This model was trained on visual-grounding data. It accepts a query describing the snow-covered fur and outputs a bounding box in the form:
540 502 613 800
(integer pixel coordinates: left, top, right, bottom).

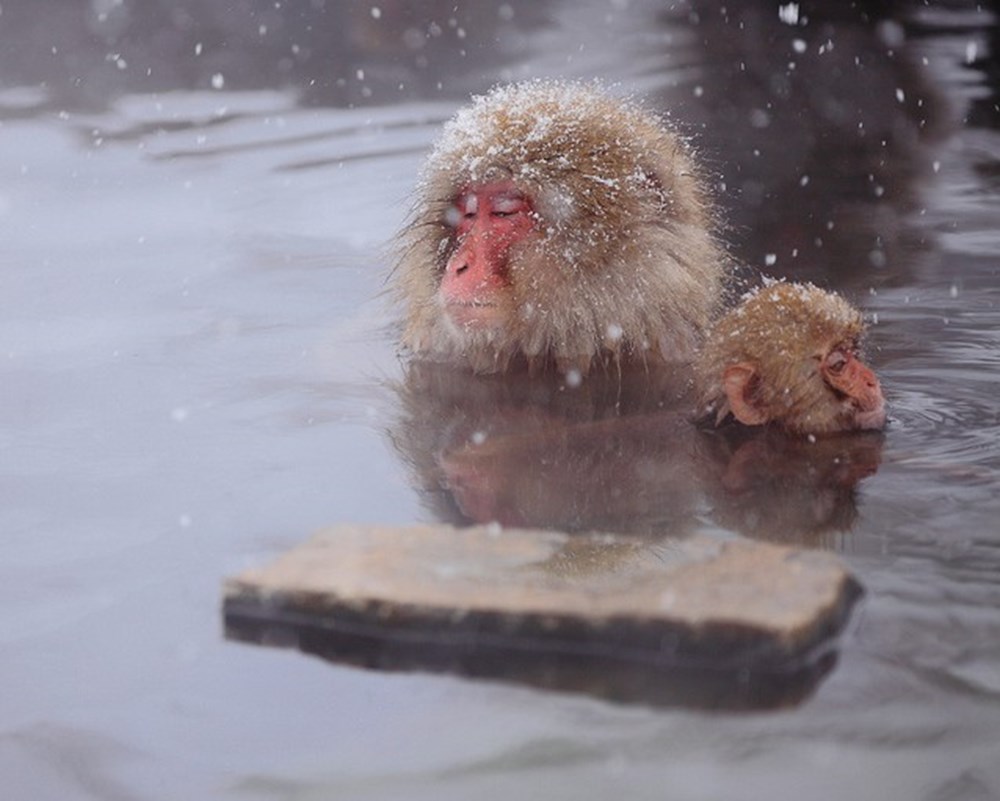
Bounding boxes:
394 80 727 374
696 280 868 434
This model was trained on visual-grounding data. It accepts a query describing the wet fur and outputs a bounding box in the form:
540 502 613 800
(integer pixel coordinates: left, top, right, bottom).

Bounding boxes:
394 80 727 374
696 281 868 435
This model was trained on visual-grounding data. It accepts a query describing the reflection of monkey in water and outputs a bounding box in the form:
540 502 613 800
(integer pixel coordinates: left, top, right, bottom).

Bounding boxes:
388 363 703 537
697 426 884 544
388 360 884 544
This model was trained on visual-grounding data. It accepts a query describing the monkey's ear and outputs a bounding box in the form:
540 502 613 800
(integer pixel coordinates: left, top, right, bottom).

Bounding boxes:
721 363 770 426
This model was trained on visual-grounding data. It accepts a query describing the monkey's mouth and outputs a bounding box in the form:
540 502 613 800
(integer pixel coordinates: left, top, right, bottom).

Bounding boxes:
853 402 888 431
840 395 887 431
445 300 502 328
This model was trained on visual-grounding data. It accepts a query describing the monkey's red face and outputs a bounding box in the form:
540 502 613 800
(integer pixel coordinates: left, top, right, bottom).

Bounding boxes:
820 345 887 431
440 181 536 327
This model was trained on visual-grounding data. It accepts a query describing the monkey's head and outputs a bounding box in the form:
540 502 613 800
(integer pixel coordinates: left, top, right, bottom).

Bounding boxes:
394 80 725 375
696 281 887 436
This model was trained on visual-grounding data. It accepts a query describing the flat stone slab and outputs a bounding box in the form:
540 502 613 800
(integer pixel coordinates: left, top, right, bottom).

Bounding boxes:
223 525 861 708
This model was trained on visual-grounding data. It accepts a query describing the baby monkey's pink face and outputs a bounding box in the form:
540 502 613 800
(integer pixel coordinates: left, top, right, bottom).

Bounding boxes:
818 342 887 432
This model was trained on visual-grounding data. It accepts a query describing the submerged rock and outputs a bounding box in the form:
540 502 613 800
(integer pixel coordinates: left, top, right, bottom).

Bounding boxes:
223 524 861 708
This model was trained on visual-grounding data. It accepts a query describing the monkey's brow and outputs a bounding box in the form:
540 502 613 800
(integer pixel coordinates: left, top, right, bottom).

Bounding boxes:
832 337 862 354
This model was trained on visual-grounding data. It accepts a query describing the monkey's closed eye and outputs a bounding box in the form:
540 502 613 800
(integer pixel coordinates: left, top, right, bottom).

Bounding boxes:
491 196 530 217
825 349 850 374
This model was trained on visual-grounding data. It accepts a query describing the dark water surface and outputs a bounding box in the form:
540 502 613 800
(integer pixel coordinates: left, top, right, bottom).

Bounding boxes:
2 2 999 799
